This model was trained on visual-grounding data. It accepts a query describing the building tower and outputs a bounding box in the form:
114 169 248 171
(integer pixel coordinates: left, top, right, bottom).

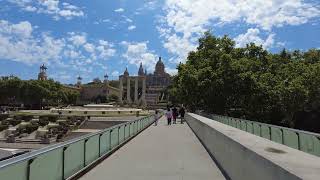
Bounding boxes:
123 67 129 76
38 64 48 80
104 73 109 84
77 75 82 87
154 57 165 76
138 62 145 76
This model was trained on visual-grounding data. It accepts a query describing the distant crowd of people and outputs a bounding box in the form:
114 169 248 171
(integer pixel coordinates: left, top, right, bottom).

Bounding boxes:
153 105 186 126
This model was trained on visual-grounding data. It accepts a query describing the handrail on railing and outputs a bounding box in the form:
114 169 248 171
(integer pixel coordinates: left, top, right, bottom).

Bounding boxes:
0 113 161 180
196 111 320 157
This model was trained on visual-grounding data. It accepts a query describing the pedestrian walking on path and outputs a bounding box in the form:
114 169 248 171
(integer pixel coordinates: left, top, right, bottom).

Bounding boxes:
165 108 172 125
179 106 185 124
172 106 178 124
154 110 159 126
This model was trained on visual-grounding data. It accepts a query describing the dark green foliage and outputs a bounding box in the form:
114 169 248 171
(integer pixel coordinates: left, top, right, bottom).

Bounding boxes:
38 116 49 126
108 80 119 88
0 78 80 107
0 124 9 131
9 119 22 126
47 115 58 122
0 114 9 121
39 114 58 123
108 94 119 102
21 115 34 121
170 32 320 128
25 124 39 134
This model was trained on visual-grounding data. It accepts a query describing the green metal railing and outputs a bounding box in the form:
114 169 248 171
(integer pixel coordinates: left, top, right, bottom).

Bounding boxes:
0 115 156 180
197 112 320 157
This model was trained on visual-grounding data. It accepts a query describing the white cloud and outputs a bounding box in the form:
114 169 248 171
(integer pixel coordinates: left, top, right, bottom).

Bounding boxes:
102 19 111 23
165 67 178 75
163 0 320 31
159 0 320 61
128 25 136 30
24 6 37 12
234 28 275 49
111 71 119 77
84 43 95 53
8 0 84 20
96 45 116 59
114 8 124 12
121 41 158 71
68 33 86 46
0 20 116 69
125 18 133 23
0 20 33 38
0 20 64 64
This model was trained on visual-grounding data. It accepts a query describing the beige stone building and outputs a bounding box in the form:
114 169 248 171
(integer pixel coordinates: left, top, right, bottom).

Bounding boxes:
70 57 171 106
118 57 171 106
77 75 120 103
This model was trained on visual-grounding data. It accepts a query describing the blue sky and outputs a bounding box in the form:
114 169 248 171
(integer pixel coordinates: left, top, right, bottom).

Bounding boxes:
0 0 319 84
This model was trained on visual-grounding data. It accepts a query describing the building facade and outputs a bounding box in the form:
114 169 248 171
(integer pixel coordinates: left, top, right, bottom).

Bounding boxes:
118 57 171 106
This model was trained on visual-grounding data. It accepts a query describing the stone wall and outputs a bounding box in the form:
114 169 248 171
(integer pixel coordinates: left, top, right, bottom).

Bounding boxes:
186 113 320 180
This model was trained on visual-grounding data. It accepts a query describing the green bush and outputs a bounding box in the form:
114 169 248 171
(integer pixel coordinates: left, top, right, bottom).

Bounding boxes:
25 124 39 134
9 119 22 126
48 115 58 122
22 115 34 121
0 124 9 131
1 119 9 126
58 121 70 129
38 117 49 126
39 115 58 123
0 114 9 121
13 115 23 120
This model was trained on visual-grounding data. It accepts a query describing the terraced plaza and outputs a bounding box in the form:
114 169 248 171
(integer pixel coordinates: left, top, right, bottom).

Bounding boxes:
0 105 150 160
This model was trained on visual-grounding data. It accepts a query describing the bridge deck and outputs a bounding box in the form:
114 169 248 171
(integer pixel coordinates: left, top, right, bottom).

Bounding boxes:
80 116 226 180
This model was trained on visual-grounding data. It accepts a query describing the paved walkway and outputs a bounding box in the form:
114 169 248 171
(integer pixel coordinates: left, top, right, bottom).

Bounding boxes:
80 116 226 180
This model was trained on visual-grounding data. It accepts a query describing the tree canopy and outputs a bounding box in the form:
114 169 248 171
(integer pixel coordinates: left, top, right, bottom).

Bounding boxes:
0 77 79 108
170 32 320 128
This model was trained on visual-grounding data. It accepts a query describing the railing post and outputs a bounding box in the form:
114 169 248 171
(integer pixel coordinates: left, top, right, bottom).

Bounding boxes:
109 130 112 150
269 127 272 140
84 139 88 167
118 127 120 145
139 120 141 131
62 146 68 180
129 123 131 137
27 158 34 180
281 129 284 144
124 124 126 139
259 124 262 137
98 134 102 157
297 132 301 150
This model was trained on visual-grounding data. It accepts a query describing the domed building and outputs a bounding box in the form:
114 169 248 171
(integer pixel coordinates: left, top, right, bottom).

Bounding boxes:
118 56 171 106
146 57 170 87
145 57 171 105
154 57 166 76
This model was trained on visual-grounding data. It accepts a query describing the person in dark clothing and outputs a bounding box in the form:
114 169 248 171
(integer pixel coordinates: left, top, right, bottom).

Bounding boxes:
172 106 178 124
179 106 185 124
165 108 172 125
154 110 159 126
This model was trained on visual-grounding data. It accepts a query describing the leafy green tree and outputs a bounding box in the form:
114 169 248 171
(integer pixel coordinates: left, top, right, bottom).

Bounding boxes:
169 31 320 128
